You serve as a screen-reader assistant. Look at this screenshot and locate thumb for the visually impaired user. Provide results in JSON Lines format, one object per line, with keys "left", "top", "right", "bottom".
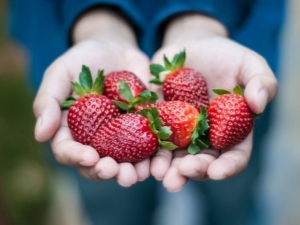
{"left": 33, "top": 64, "right": 72, "bottom": 142}
{"left": 240, "top": 53, "right": 278, "bottom": 114}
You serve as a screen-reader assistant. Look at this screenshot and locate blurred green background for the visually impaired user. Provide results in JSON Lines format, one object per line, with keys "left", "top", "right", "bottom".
{"left": 0, "top": 0, "right": 52, "bottom": 224}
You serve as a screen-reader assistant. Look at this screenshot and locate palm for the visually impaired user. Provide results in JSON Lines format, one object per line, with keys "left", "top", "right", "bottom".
{"left": 150, "top": 37, "right": 277, "bottom": 192}
{"left": 34, "top": 39, "right": 152, "bottom": 186}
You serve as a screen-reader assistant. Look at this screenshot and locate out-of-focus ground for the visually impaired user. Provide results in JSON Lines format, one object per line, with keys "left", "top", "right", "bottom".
{"left": 0, "top": 0, "right": 299, "bottom": 225}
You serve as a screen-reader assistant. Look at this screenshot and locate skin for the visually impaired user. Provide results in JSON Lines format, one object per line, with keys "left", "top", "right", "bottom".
{"left": 150, "top": 14, "right": 278, "bottom": 192}
{"left": 33, "top": 10, "right": 278, "bottom": 190}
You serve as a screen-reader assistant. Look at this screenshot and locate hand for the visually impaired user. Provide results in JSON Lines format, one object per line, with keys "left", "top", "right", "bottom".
{"left": 149, "top": 14, "right": 278, "bottom": 192}
{"left": 33, "top": 9, "right": 152, "bottom": 187}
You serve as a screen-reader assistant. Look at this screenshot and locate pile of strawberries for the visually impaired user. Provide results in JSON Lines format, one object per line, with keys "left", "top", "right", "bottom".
{"left": 62, "top": 50, "right": 254, "bottom": 163}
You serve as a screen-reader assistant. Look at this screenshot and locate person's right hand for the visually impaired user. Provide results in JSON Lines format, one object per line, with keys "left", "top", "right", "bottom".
{"left": 33, "top": 9, "right": 152, "bottom": 187}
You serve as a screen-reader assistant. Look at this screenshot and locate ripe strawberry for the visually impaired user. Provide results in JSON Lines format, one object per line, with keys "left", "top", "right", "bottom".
{"left": 208, "top": 86, "right": 254, "bottom": 150}
{"left": 104, "top": 70, "right": 147, "bottom": 103}
{"left": 150, "top": 50, "right": 209, "bottom": 110}
{"left": 136, "top": 101, "right": 210, "bottom": 154}
{"left": 61, "top": 65, "right": 120, "bottom": 145}
{"left": 91, "top": 109, "right": 176, "bottom": 163}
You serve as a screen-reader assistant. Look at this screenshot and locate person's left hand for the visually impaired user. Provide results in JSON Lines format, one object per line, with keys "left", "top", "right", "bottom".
{"left": 149, "top": 35, "right": 277, "bottom": 192}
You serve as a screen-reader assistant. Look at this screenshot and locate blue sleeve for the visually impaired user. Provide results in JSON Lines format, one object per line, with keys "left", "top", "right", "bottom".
{"left": 59, "top": 0, "right": 145, "bottom": 44}
{"left": 143, "top": 0, "right": 255, "bottom": 54}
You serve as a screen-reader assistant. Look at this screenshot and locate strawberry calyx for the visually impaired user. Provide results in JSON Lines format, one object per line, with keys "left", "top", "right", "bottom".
{"left": 212, "top": 85, "right": 261, "bottom": 119}
{"left": 212, "top": 85, "right": 243, "bottom": 96}
{"left": 149, "top": 49, "right": 186, "bottom": 85}
{"left": 187, "top": 105, "right": 210, "bottom": 154}
{"left": 113, "top": 80, "right": 159, "bottom": 113}
{"left": 137, "top": 107, "right": 177, "bottom": 150}
{"left": 61, "top": 65, "right": 105, "bottom": 109}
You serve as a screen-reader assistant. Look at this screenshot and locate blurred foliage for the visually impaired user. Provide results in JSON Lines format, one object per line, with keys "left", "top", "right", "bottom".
{"left": 0, "top": 0, "right": 52, "bottom": 224}
{"left": 0, "top": 75, "right": 52, "bottom": 225}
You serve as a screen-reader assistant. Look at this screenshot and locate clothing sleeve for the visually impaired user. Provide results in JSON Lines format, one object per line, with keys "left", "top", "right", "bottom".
{"left": 144, "top": 0, "right": 256, "bottom": 54}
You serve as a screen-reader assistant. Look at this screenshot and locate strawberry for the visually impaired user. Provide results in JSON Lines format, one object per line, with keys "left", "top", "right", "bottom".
{"left": 104, "top": 70, "right": 147, "bottom": 103}
{"left": 136, "top": 101, "right": 210, "bottom": 154}
{"left": 208, "top": 86, "right": 254, "bottom": 150}
{"left": 91, "top": 109, "right": 176, "bottom": 163}
{"left": 111, "top": 80, "right": 158, "bottom": 113}
{"left": 150, "top": 50, "right": 209, "bottom": 110}
{"left": 61, "top": 65, "right": 121, "bottom": 145}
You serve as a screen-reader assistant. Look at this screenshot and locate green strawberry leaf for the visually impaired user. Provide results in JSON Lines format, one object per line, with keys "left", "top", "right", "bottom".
{"left": 113, "top": 100, "right": 130, "bottom": 111}
{"left": 153, "top": 117, "right": 162, "bottom": 130}
{"left": 137, "top": 108, "right": 149, "bottom": 118}
{"left": 187, "top": 143, "right": 201, "bottom": 155}
{"left": 172, "top": 50, "right": 186, "bottom": 70}
{"left": 233, "top": 85, "right": 243, "bottom": 95}
{"left": 212, "top": 89, "right": 231, "bottom": 95}
{"left": 149, "top": 107, "right": 159, "bottom": 119}
{"left": 138, "top": 107, "right": 176, "bottom": 149}
{"left": 159, "top": 141, "right": 177, "bottom": 150}
{"left": 72, "top": 81, "right": 86, "bottom": 96}
{"left": 188, "top": 105, "right": 210, "bottom": 154}
{"left": 137, "top": 90, "right": 159, "bottom": 104}
{"left": 79, "top": 65, "right": 93, "bottom": 93}
{"left": 156, "top": 126, "right": 172, "bottom": 140}
{"left": 150, "top": 64, "right": 165, "bottom": 77}
{"left": 93, "top": 69, "right": 104, "bottom": 94}
{"left": 61, "top": 100, "right": 76, "bottom": 109}
{"left": 195, "top": 137, "right": 210, "bottom": 149}
{"left": 149, "top": 78, "right": 164, "bottom": 85}
{"left": 119, "top": 80, "right": 134, "bottom": 104}
{"left": 163, "top": 55, "right": 172, "bottom": 70}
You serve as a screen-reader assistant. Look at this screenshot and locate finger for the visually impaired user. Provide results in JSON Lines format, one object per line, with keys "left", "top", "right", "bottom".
{"left": 150, "top": 149, "right": 173, "bottom": 180}
{"left": 78, "top": 157, "right": 119, "bottom": 181}
{"left": 162, "top": 149, "right": 188, "bottom": 192}
{"left": 126, "top": 50, "right": 151, "bottom": 87}
{"left": 207, "top": 130, "right": 253, "bottom": 180}
{"left": 51, "top": 112, "right": 99, "bottom": 167}
{"left": 134, "top": 158, "right": 151, "bottom": 182}
{"left": 33, "top": 63, "right": 72, "bottom": 142}
{"left": 177, "top": 149, "right": 220, "bottom": 180}
{"left": 115, "top": 163, "right": 138, "bottom": 187}
{"left": 240, "top": 52, "right": 278, "bottom": 114}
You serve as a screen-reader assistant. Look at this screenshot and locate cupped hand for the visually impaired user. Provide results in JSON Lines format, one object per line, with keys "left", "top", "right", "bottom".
{"left": 33, "top": 39, "right": 152, "bottom": 186}
{"left": 150, "top": 36, "right": 278, "bottom": 192}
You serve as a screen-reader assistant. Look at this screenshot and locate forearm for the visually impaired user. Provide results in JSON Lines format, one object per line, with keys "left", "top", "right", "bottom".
{"left": 163, "top": 13, "right": 228, "bottom": 46}
{"left": 72, "top": 8, "right": 137, "bottom": 48}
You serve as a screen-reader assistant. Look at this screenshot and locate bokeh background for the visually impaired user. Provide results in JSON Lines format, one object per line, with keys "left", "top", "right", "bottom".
{"left": 0, "top": 0, "right": 299, "bottom": 224}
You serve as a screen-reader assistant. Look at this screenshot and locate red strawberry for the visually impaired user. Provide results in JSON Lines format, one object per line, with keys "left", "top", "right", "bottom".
{"left": 150, "top": 50, "right": 209, "bottom": 110}
{"left": 104, "top": 71, "right": 147, "bottom": 103}
{"left": 91, "top": 110, "right": 176, "bottom": 163}
{"left": 61, "top": 65, "right": 120, "bottom": 145}
{"left": 136, "top": 101, "right": 210, "bottom": 154}
{"left": 208, "top": 86, "right": 254, "bottom": 150}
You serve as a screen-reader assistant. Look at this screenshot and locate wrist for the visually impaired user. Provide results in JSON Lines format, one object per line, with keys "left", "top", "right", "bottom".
{"left": 72, "top": 8, "right": 138, "bottom": 49}
{"left": 163, "top": 13, "right": 228, "bottom": 46}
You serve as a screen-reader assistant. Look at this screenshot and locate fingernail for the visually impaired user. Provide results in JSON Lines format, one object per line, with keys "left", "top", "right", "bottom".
{"left": 257, "top": 89, "right": 268, "bottom": 113}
